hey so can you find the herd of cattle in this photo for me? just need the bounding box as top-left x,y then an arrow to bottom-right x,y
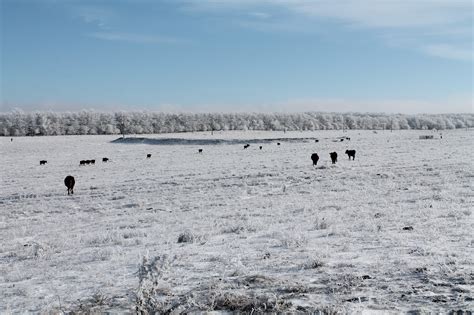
35,140 -> 357,195
311,149 -> 356,166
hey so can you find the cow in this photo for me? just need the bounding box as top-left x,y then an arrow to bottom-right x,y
39,160 -> 47,165
146,154 -> 152,158
345,150 -> 356,160
90,160 -> 95,165
244,144 -> 250,149
277,143 -> 281,146
259,146 -> 263,150
64,175 -> 75,195
340,138 -> 344,142
345,137 -> 351,141
85,160 -> 91,165
102,157 -> 109,162
198,149 -> 203,154
311,153 -> 319,166
80,160 -> 86,166
315,139 -> 319,143
330,152 -> 338,164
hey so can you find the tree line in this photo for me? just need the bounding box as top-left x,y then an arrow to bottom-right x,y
0,110 -> 472,136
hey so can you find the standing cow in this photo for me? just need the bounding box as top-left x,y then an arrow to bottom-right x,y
311,153 -> 319,166
345,150 -> 356,160
64,175 -> 75,195
330,152 -> 338,164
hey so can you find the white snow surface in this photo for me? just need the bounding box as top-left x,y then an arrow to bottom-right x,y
1,130 -> 473,313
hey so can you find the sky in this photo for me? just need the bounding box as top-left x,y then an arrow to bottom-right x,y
1,0 -> 473,114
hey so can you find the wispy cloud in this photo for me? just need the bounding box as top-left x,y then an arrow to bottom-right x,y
72,5 -> 190,45
75,5 -> 113,29
89,32 -> 190,44
248,11 -> 271,19
282,0 -> 472,29
181,0 -> 472,27
421,43 -> 473,61
180,0 -> 473,61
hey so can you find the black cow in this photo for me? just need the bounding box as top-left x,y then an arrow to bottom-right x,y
345,150 -> 356,160
277,143 -> 281,146
315,139 -> 319,143
198,149 -> 203,154
80,160 -> 86,166
64,175 -> 75,195
244,144 -> 250,149
146,154 -> 152,158
330,152 -> 338,164
85,160 -> 91,165
259,146 -> 263,150
311,153 -> 319,166
39,160 -> 47,165
102,157 -> 109,162
90,160 -> 95,165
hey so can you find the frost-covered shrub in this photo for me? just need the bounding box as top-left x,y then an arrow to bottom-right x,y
177,230 -> 195,243
302,258 -> 325,269
314,217 -> 328,230
278,232 -> 308,248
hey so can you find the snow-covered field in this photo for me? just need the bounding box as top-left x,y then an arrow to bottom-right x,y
1,130 -> 473,313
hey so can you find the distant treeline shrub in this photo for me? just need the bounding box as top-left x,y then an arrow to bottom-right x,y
0,110 -> 472,136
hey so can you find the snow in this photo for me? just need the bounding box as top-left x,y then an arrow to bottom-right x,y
1,130 -> 473,313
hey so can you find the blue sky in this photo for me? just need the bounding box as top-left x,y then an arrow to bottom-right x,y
1,0 -> 472,113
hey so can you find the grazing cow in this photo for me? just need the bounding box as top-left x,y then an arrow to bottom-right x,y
311,153 -> 319,166
330,152 -> 338,164
244,144 -> 250,149
345,150 -> 356,160
90,160 -> 95,165
315,139 -> 319,143
85,160 -> 91,165
146,154 -> 152,158
102,157 -> 109,162
39,160 -> 47,165
277,143 -> 281,146
80,160 -> 86,166
198,149 -> 203,154
259,146 -> 263,150
340,138 -> 344,142
64,175 -> 75,195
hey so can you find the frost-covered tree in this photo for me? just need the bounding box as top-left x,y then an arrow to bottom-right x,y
115,112 -> 130,137
0,111 -> 472,136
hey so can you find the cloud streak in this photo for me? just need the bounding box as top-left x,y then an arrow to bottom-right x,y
88,32 -> 190,44
75,5 -> 113,29
421,43 -> 473,61
181,0 -> 473,61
